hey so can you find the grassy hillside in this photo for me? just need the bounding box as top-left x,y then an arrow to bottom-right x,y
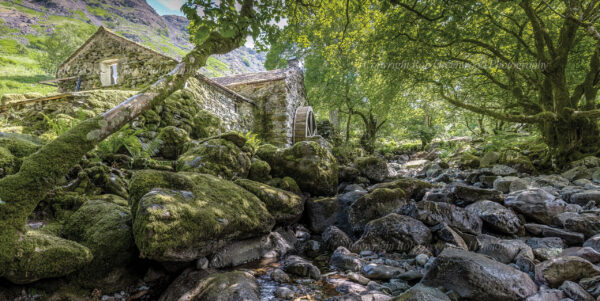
0,0 -> 265,99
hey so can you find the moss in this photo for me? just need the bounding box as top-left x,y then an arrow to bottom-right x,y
374,178 -> 432,201
0,135 -> 41,157
348,188 -> 406,233
459,152 -> 480,169
255,143 -> 279,166
248,158 -> 271,182
272,141 -> 339,196
176,138 -> 251,180
4,230 -> 92,284
267,177 -> 302,194
129,169 -> 195,218
0,116 -> 104,274
132,172 -> 275,261
63,197 -> 134,277
191,109 -> 223,139
0,146 -> 18,178
507,156 -> 536,174
235,179 -> 304,224
48,191 -> 88,221
155,126 -> 190,160
354,156 -> 388,182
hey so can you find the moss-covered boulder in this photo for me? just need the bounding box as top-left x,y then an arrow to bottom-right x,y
160,271 -> 259,301
176,137 -> 251,180
248,158 -> 271,182
235,179 -> 304,225
507,155 -> 536,174
459,153 -> 480,169
372,178 -> 433,201
191,110 -> 224,139
0,134 -> 42,158
355,156 -> 389,183
0,147 -> 18,178
480,151 -> 501,167
154,126 -> 190,160
267,176 -> 302,194
4,230 -> 92,284
63,196 -> 135,277
265,141 -> 338,196
131,170 -> 275,261
348,188 -> 407,234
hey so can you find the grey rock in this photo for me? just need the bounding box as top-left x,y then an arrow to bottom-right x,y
449,184 -> 503,205
571,190 -> 600,206
422,247 -> 538,300
505,189 -> 568,225
275,287 -> 295,300
361,263 -> 405,280
352,214 -> 431,253
554,212 -> 600,238
561,247 -> 600,263
270,269 -> 291,283
559,280 -> 594,301
525,223 -> 585,245
493,176 -> 520,193
583,234 -> 600,252
535,256 -> 600,287
330,247 -> 364,272
402,201 -> 482,235
282,255 -> 321,280
393,284 -> 451,301
466,200 -> 522,234
479,239 -> 534,264
323,226 -> 353,251
525,288 -> 564,301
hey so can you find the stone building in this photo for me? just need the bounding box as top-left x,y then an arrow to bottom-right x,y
50,26 -> 315,146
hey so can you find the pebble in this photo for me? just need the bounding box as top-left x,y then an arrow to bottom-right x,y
415,254 -> 429,266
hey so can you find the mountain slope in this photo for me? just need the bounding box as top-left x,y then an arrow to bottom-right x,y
0,0 -> 265,97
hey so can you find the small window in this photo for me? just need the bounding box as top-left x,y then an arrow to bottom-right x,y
100,59 -> 119,86
110,63 -> 118,85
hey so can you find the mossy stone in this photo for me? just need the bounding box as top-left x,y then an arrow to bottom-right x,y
373,178 -> 432,201
63,196 -> 135,277
176,138 -> 251,180
348,188 -> 407,234
272,141 -> 339,196
155,126 -> 190,160
4,230 -> 93,284
131,171 -> 275,261
0,147 -> 18,178
191,110 -> 223,139
458,152 -> 480,169
0,135 -> 41,158
248,158 -> 271,182
267,177 -> 302,194
355,156 -> 388,182
235,179 -> 304,225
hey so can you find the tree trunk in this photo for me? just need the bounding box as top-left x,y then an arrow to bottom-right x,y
540,117 -> 600,168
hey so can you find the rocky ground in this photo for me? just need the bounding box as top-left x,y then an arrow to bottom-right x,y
2,92 -> 600,300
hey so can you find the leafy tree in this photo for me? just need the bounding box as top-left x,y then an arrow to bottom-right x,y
376,0 -> 600,166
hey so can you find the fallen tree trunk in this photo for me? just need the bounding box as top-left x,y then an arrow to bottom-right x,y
0,18 -> 252,275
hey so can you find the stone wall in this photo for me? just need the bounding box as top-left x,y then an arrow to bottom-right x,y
56,28 -> 177,92
219,64 -> 307,146
187,76 -> 254,133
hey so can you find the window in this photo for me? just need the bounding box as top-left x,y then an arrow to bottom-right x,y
110,63 -> 118,85
100,59 -> 119,86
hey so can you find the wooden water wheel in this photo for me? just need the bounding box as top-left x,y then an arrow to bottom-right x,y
293,106 -> 317,143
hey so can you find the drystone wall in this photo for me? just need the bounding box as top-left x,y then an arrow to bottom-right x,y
56,30 -> 177,92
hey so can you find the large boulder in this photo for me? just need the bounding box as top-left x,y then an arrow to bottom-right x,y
234,179 -> 304,225
0,146 -> 18,178
131,170 -> 275,261
422,247 -> 538,300
466,200 -> 522,235
352,213 -> 431,253
265,141 -> 338,196
305,196 -> 340,233
176,135 -> 251,180
160,270 -> 259,301
393,284 -> 451,301
554,212 -> 600,238
535,256 -> 600,287
154,126 -> 190,160
449,184 -> 503,205
348,188 -> 407,233
63,196 -> 135,276
402,201 -> 482,235
4,230 -> 93,284
355,156 -> 388,182
504,189 -> 568,225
